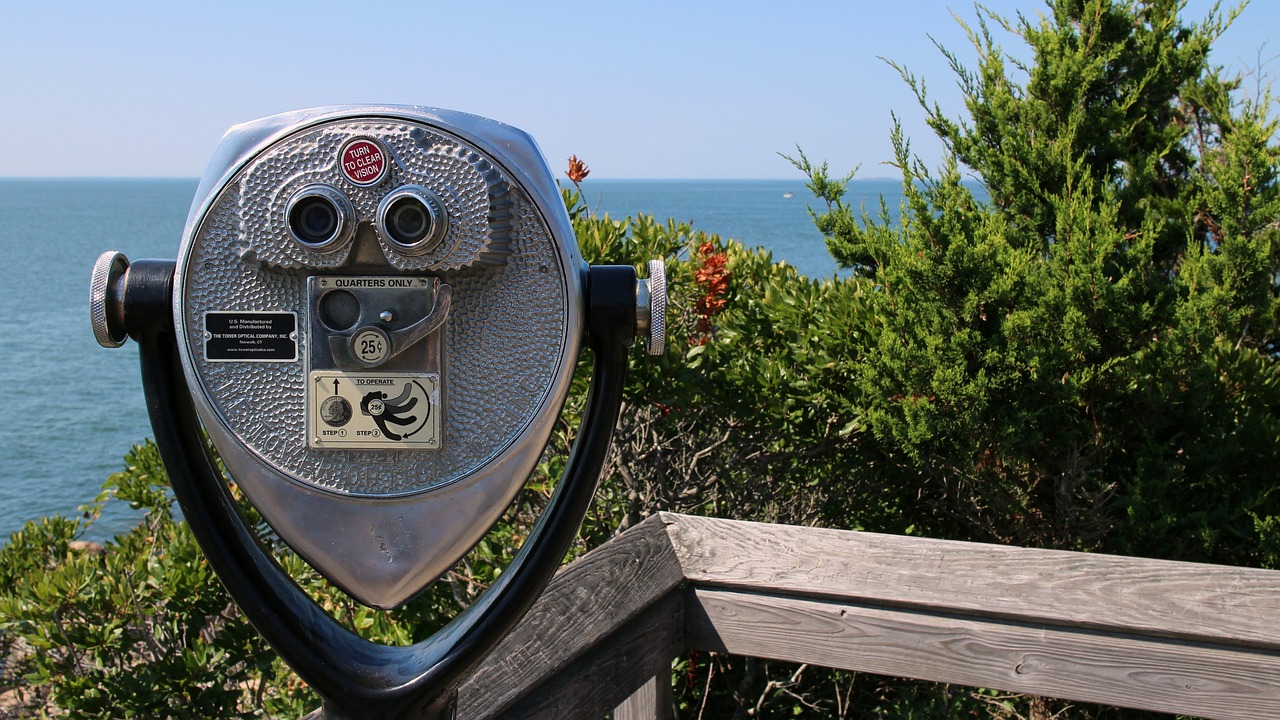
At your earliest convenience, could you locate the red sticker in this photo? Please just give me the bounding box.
[340,138,387,186]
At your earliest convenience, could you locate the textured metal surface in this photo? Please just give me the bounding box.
[90,251,129,347]
[170,107,585,607]
[646,259,667,356]
[226,121,513,273]
[177,116,572,497]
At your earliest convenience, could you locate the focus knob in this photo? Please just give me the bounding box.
[90,251,130,348]
[637,259,667,356]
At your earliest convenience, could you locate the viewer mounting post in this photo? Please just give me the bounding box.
[88,105,666,720]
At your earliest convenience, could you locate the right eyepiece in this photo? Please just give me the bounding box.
[287,185,355,252]
[377,186,448,255]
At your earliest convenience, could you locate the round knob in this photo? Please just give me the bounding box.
[639,259,666,356]
[90,251,130,348]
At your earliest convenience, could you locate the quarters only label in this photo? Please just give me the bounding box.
[309,371,441,450]
[205,312,297,362]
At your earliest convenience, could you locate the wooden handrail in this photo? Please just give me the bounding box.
[443,512,1280,719]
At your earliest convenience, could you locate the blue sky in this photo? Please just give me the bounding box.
[1,0,1274,179]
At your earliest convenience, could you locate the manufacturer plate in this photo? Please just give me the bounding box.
[205,312,297,361]
[309,371,441,449]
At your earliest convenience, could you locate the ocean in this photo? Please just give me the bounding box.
[0,176,905,541]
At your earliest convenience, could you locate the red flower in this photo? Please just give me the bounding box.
[566,155,590,185]
[693,240,730,337]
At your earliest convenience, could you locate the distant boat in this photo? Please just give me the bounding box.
[782,192,794,198]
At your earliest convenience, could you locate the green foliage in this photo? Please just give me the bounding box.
[0,441,509,716]
[752,0,1278,714]
[795,0,1280,565]
[562,184,871,539]
[2,2,1277,716]
[0,442,312,718]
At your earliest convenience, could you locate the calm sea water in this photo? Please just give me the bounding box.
[0,177,906,540]
[579,178,847,278]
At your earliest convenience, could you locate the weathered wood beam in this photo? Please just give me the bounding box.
[457,514,685,719]
[360,512,1280,719]
[662,513,1280,650]
[497,592,681,720]
[686,586,1280,720]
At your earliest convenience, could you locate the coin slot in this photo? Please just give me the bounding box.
[318,289,361,332]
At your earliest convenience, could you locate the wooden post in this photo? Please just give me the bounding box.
[613,673,674,720]
[457,516,685,719]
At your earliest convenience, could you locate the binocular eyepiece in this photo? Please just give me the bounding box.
[89,105,665,609]
[378,186,448,253]
[286,185,354,250]
[89,104,665,720]
[286,183,449,255]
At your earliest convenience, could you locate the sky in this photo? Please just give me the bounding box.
[1,0,1275,180]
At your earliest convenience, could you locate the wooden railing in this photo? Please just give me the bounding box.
[451,512,1280,719]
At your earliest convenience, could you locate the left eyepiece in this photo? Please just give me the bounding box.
[287,185,354,251]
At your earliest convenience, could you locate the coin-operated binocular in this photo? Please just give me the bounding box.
[89,106,665,719]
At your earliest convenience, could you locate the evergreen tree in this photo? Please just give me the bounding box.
[797,0,1280,563]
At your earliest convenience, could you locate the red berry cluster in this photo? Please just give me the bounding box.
[693,240,729,337]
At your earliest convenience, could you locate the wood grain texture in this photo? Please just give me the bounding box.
[613,674,674,720]
[457,515,684,719]
[662,513,1280,650]
[325,513,1280,719]
[490,593,682,720]
[686,587,1280,720]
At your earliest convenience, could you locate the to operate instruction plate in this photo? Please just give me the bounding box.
[309,371,441,450]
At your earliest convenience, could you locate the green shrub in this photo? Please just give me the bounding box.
[792,0,1280,570]
[3,2,1276,717]
[0,441,311,718]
